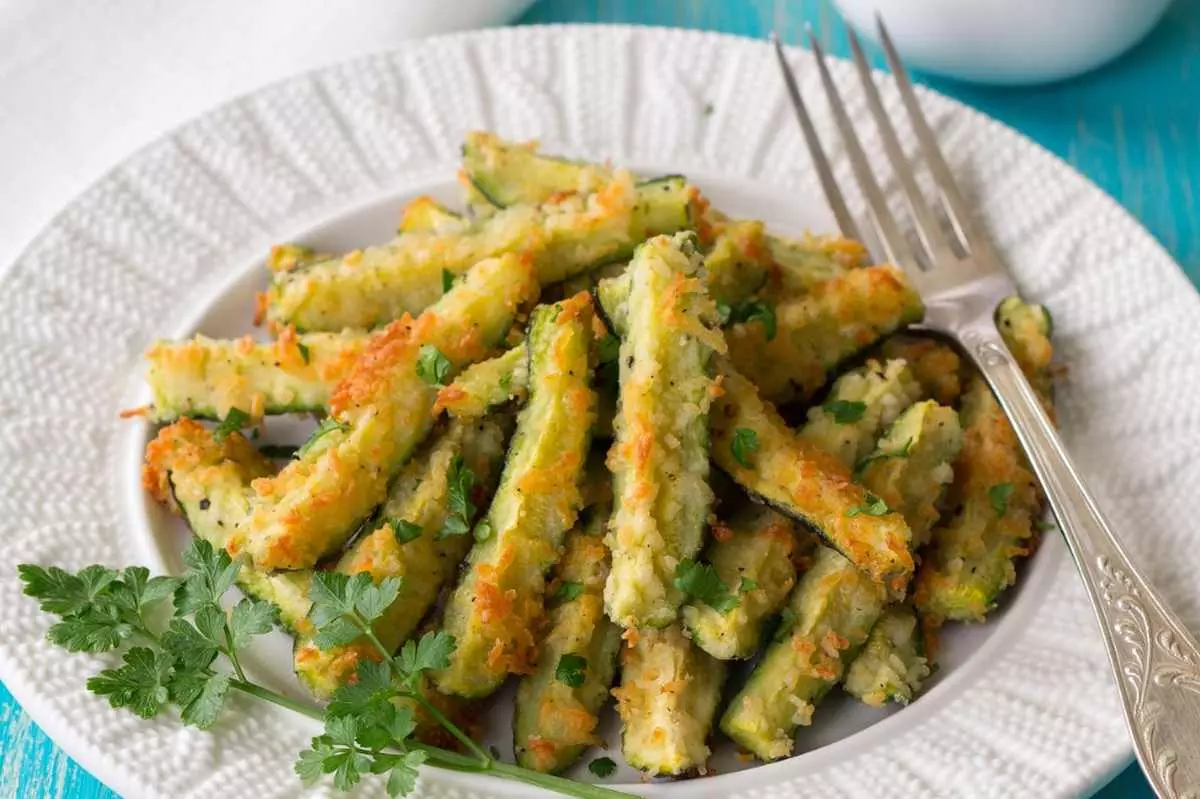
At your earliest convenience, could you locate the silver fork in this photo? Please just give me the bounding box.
[772,22,1200,798]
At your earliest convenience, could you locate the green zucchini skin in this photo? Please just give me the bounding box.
[604,233,724,629]
[719,546,885,760]
[798,359,920,468]
[234,253,538,572]
[462,131,610,209]
[859,400,964,548]
[681,506,800,660]
[145,331,368,423]
[711,364,915,599]
[843,604,931,707]
[613,624,727,776]
[914,296,1053,624]
[266,176,691,332]
[433,296,597,698]
[293,415,511,699]
[433,346,528,420]
[512,477,621,774]
[725,264,924,405]
[143,420,313,637]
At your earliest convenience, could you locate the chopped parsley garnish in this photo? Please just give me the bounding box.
[824,399,866,424]
[846,493,890,518]
[853,438,914,477]
[731,428,759,469]
[297,417,350,458]
[442,269,454,293]
[388,519,423,544]
[739,577,758,593]
[297,341,311,364]
[990,482,1015,516]
[415,344,452,386]
[438,456,476,538]
[719,299,777,341]
[554,581,585,603]
[213,408,251,442]
[555,654,587,687]
[588,757,617,778]
[674,560,739,614]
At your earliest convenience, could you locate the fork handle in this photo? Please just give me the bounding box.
[969,329,1200,799]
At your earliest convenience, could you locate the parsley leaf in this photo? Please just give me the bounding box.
[846,493,890,517]
[588,757,617,778]
[674,560,739,614]
[555,654,587,687]
[307,573,364,650]
[176,540,240,615]
[739,577,758,593]
[990,482,1015,516]
[415,344,452,386]
[19,564,117,617]
[353,576,402,625]
[169,669,231,729]
[720,299,777,341]
[161,617,219,672]
[598,333,620,364]
[297,341,311,364]
[554,581,585,603]
[438,456,476,538]
[824,399,867,424]
[118,566,180,612]
[397,632,455,683]
[47,609,132,653]
[297,417,350,458]
[731,427,759,469]
[388,518,423,544]
[327,660,393,718]
[213,408,251,442]
[442,269,454,293]
[499,371,513,393]
[385,751,426,797]
[87,647,173,719]
[228,597,277,651]
[853,438,914,477]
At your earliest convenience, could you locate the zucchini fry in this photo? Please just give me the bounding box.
[142,420,313,636]
[711,364,915,598]
[293,415,511,698]
[725,264,924,406]
[914,297,1053,623]
[720,546,885,760]
[858,400,964,548]
[233,253,538,571]
[513,477,621,774]
[843,604,931,707]
[145,330,368,422]
[433,346,528,419]
[266,174,691,332]
[604,233,725,629]
[681,506,802,660]
[433,295,597,697]
[613,624,726,776]
[878,334,964,406]
[398,195,468,235]
[798,359,920,467]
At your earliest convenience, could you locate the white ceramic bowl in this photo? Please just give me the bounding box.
[833,0,1174,84]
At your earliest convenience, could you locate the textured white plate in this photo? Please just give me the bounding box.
[1,24,1198,799]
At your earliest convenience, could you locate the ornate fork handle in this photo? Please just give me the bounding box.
[968,328,1200,799]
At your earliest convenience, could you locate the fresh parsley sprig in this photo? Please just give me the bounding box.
[19,540,630,798]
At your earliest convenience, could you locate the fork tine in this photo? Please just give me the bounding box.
[770,33,861,241]
[876,17,996,262]
[846,28,957,262]
[805,29,918,270]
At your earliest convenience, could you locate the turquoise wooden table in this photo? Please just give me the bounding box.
[1,0,1196,796]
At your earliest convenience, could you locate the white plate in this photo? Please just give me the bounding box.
[1,24,1197,799]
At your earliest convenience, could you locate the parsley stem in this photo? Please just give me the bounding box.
[229,679,322,723]
[488,759,634,799]
[353,618,491,767]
